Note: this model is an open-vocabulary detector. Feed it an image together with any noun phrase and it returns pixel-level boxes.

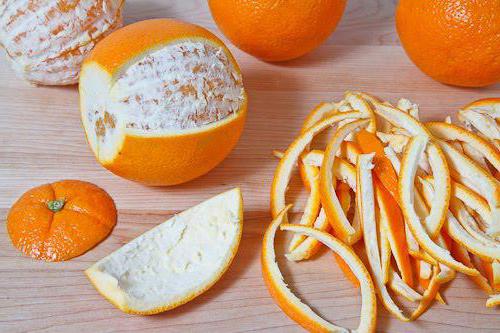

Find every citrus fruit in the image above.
[86,188,243,315]
[7,180,117,262]
[0,0,124,85]
[79,19,247,186]
[396,0,500,87]
[208,0,347,62]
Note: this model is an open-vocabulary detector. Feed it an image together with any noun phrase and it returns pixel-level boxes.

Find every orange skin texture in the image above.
[7,180,116,262]
[106,110,247,185]
[208,0,347,62]
[81,19,247,186]
[396,0,500,87]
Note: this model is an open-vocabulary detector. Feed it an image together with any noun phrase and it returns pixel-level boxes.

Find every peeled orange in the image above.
[0,0,124,85]
[208,0,346,62]
[79,19,247,186]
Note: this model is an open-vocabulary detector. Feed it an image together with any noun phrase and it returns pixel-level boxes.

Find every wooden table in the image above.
[1,1,498,332]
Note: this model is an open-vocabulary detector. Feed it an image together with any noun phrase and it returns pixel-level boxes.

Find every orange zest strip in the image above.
[374,179,414,288]
[355,129,400,203]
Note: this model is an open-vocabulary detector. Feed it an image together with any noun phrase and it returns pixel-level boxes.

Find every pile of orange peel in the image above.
[262,92,500,332]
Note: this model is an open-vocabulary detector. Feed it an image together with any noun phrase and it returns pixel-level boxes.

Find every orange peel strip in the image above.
[346,92,377,133]
[320,119,370,244]
[388,268,422,302]
[419,177,500,262]
[288,164,321,252]
[287,160,358,261]
[486,294,500,307]
[426,121,500,171]
[375,180,414,287]
[399,135,479,276]
[434,139,500,236]
[285,209,329,262]
[451,242,494,295]
[357,153,410,321]
[262,205,377,333]
[424,143,451,237]
[271,111,364,219]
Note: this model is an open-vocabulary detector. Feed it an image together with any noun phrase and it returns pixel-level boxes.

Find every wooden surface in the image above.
[0,1,499,332]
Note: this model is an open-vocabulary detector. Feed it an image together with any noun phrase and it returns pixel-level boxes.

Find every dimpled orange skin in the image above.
[81,19,247,186]
[7,180,117,262]
[208,0,347,62]
[396,0,500,87]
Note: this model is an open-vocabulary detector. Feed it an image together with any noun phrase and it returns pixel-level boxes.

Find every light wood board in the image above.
[0,1,499,332]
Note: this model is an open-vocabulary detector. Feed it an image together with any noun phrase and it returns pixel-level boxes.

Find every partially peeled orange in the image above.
[80,19,247,185]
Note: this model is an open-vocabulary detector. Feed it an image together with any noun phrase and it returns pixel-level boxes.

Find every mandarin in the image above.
[396,0,500,87]
[7,180,117,261]
[208,0,346,62]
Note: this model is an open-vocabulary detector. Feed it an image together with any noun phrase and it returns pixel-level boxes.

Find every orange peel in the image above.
[271,111,364,219]
[486,294,500,308]
[262,206,377,333]
[357,153,410,321]
[320,119,370,244]
[288,163,321,251]
[399,136,479,276]
[426,121,500,171]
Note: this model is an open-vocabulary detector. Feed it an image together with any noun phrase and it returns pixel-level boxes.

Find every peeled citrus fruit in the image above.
[208,0,346,62]
[7,180,117,262]
[396,0,500,87]
[0,0,124,85]
[79,19,247,186]
[86,188,243,315]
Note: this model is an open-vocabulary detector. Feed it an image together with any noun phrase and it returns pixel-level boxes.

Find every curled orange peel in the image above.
[486,294,500,308]
[426,121,500,172]
[320,119,370,244]
[419,177,500,262]
[288,163,321,252]
[357,153,410,321]
[262,205,377,333]
[271,111,364,219]
[434,139,500,236]
[399,136,479,276]
[450,241,493,295]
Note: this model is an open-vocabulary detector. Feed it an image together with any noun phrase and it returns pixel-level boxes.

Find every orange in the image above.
[7,180,117,262]
[396,0,500,87]
[208,0,347,62]
[0,0,124,85]
[79,19,247,186]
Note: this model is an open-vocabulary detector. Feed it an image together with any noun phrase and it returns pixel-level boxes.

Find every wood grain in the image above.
[0,0,498,332]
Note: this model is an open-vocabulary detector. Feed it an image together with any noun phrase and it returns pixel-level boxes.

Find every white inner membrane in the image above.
[0,0,123,84]
[82,40,245,160]
[87,189,242,312]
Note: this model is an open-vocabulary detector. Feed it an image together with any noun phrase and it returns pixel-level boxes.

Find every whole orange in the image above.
[396,0,500,87]
[7,180,117,261]
[208,0,347,62]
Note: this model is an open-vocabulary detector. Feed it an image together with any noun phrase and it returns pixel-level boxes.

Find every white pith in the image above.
[0,0,123,85]
[86,188,242,313]
[80,40,245,163]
